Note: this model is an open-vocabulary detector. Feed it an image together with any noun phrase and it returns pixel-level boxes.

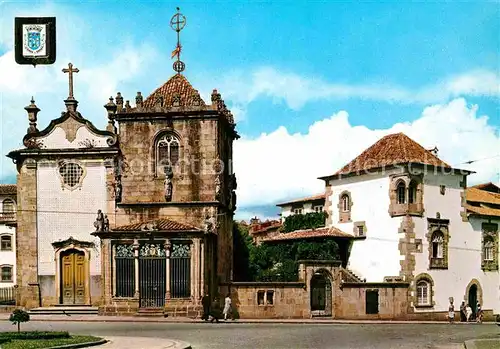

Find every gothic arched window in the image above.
[396,181,406,204]
[341,194,350,212]
[431,231,444,259]
[156,133,180,174]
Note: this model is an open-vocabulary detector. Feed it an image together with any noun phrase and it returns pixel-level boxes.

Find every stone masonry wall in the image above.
[15,159,39,308]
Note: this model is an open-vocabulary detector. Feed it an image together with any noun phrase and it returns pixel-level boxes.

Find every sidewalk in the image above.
[0,313,496,324]
[99,336,191,349]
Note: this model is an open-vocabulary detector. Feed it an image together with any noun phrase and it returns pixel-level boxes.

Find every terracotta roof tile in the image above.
[113,218,201,232]
[330,133,451,177]
[465,204,500,218]
[470,182,500,193]
[276,193,326,207]
[465,187,500,206]
[261,226,351,242]
[0,184,16,195]
[142,74,205,108]
[250,221,282,235]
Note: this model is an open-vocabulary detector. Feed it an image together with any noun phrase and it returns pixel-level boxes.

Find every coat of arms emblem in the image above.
[23,24,46,56]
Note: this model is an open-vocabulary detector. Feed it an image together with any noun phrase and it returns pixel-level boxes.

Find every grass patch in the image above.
[1,335,102,349]
[474,339,500,349]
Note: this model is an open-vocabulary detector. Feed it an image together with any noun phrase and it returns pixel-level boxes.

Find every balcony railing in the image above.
[0,212,16,223]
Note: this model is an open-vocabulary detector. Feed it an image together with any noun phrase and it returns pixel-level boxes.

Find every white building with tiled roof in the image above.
[0,184,17,287]
[277,132,499,319]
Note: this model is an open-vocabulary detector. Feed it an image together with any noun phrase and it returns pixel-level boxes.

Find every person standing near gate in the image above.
[223,293,232,321]
[201,292,211,321]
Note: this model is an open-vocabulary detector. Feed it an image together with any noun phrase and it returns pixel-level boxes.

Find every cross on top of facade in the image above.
[62,62,79,99]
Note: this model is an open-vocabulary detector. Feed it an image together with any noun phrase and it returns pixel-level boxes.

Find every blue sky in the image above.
[0,1,499,220]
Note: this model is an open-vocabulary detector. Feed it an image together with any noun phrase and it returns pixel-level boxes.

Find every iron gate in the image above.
[170,242,191,298]
[139,243,166,308]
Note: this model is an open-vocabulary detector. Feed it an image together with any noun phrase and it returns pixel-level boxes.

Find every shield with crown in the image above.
[24,25,45,54]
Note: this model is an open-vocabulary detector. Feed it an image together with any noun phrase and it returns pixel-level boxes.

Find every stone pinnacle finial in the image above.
[104,97,117,133]
[25,97,40,134]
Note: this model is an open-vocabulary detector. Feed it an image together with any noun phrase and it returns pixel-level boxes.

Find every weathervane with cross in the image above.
[170,7,186,73]
[62,62,79,99]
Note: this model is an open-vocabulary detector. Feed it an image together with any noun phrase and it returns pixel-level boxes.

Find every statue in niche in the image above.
[215,175,221,200]
[204,212,217,235]
[164,164,173,202]
[94,210,104,232]
[103,215,109,231]
[115,175,122,203]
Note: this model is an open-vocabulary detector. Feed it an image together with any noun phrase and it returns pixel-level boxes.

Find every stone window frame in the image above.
[389,173,424,217]
[293,207,303,215]
[338,190,353,223]
[56,160,87,191]
[0,264,13,283]
[1,198,15,216]
[152,131,182,178]
[313,205,324,213]
[256,290,275,306]
[426,218,450,270]
[353,221,367,237]
[414,273,435,308]
[481,223,498,272]
[0,234,12,251]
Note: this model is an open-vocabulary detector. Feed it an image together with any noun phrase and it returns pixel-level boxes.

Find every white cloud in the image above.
[208,67,500,110]
[233,98,500,208]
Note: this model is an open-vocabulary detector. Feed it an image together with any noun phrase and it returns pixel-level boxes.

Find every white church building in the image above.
[277,132,499,318]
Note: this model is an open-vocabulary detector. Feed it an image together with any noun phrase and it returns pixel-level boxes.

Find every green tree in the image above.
[9,309,30,333]
[232,223,253,281]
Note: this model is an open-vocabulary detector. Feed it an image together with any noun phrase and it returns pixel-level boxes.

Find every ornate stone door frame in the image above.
[309,268,334,317]
[52,237,94,305]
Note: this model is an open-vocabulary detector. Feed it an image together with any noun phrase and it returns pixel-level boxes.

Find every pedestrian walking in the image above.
[210,297,221,323]
[223,293,232,321]
[476,301,483,323]
[201,292,211,321]
[466,304,473,322]
[448,298,455,323]
[459,301,466,322]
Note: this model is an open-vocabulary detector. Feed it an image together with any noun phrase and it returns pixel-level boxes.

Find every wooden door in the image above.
[61,250,86,305]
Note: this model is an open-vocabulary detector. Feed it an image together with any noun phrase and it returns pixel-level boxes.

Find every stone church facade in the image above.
[8,67,238,316]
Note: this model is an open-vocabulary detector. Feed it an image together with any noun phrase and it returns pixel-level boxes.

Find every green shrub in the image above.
[9,309,30,333]
[0,331,70,340]
[283,212,327,233]
[496,314,500,322]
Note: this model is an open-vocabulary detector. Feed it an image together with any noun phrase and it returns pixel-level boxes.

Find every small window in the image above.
[416,280,431,306]
[357,226,364,237]
[266,290,274,305]
[257,290,265,305]
[365,290,379,314]
[293,208,303,215]
[396,182,406,204]
[415,239,423,253]
[58,162,84,188]
[408,181,417,204]
[314,206,323,213]
[1,266,12,282]
[440,185,446,195]
[2,199,15,215]
[341,195,350,212]
[0,236,12,251]
[484,239,494,261]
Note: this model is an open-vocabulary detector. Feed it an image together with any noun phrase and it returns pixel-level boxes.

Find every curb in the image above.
[46,339,108,349]
[17,317,499,325]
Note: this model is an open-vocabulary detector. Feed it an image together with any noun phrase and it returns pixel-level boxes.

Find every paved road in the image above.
[0,321,498,349]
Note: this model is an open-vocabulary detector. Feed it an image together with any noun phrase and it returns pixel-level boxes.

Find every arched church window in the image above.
[58,162,85,189]
[156,134,180,174]
[396,181,406,204]
[416,280,431,306]
[341,195,350,212]
[431,231,444,259]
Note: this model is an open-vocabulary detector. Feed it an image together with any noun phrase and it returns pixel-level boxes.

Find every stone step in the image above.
[29,306,99,316]
[136,308,165,317]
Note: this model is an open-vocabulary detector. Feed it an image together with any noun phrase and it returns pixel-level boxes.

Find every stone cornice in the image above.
[91,230,204,239]
[7,147,119,160]
[117,200,221,208]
